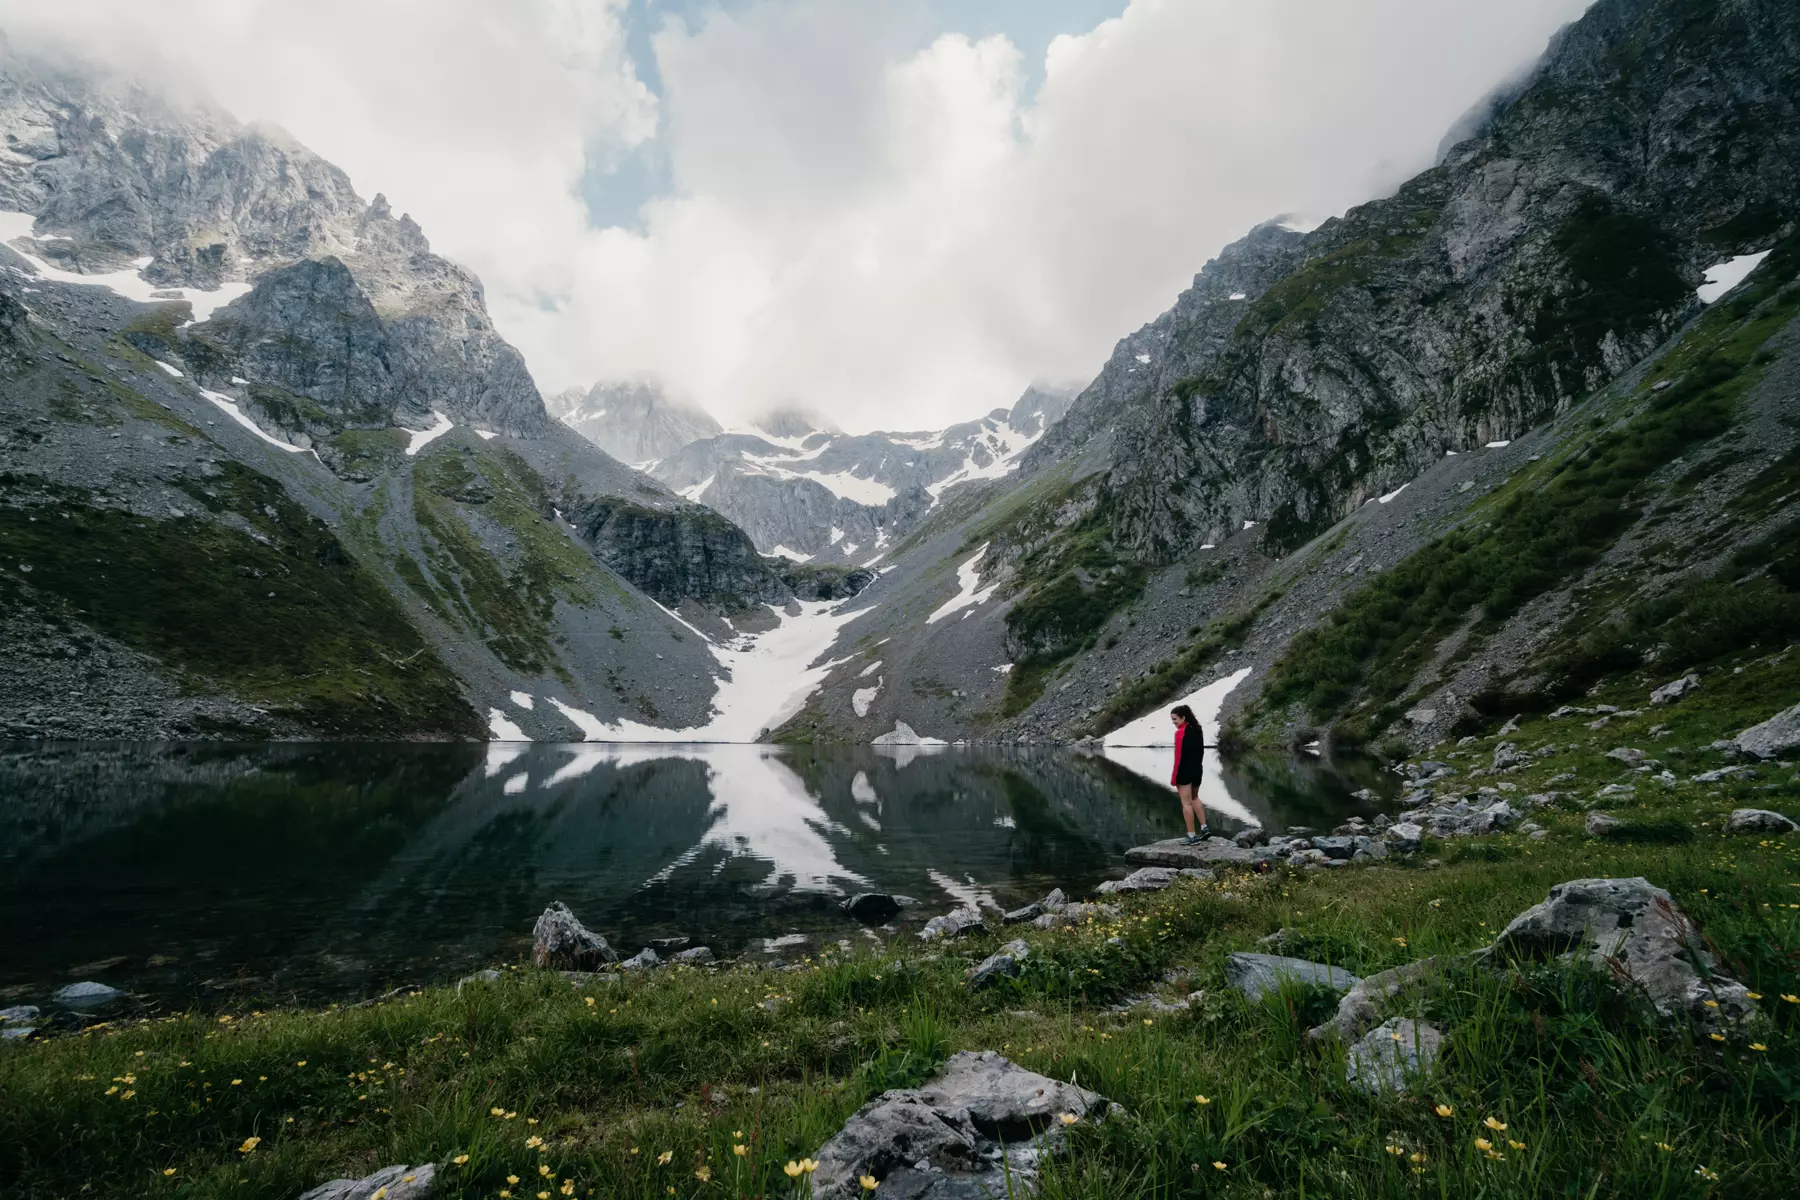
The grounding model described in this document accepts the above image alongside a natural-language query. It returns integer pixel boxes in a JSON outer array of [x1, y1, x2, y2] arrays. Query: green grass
[[4, 714, 1796, 1199], [0, 469, 479, 737]]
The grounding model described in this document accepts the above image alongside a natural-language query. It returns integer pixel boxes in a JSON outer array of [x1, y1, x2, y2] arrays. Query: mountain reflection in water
[[0, 742, 1393, 1007]]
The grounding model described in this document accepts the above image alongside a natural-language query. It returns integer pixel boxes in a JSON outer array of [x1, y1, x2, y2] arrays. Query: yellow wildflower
[[238, 1136, 261, 1154], [784, 1162, 804, 1178], [1212, 1161, 1228, 1171], [1782, 994, 1799, 1004], [1656, 1143, 1674, 1153], [231, 1079, 243, 1086], [657, 1150, 673, 1165], [1483, 1117, 1507, 1131], [694, 1166, 712, 1183], [507, 1175, 521, 1185], [297, 1060, 306, 1067], [1474, 1138, 1493, 1152], [1709, 1033, 1726, 1042], [1746, 992, 1762, 1000], [1058, 1113, 1079, 1126], [1195, 1095, 1211, 1105], [452, 1155, 469, 1166], [1434, 1104, 1453, 1118], [1384, 1145, 1404, 1156], [1750, 1043, 1768, 1052], [538, 1164, 553, 1177], [526, 1136, 544, 1149], [1508, 1140, 1526, 1151], [1703, 999, 1719, 1009], [492, 1107, 506, 1117], [733, 1144, 748, 1157], [1408, 1152, 1427, 1165], [561, 1181, 575, 1196], [861, 1176, 879, 1191], [163, 1168, 177, 1176]]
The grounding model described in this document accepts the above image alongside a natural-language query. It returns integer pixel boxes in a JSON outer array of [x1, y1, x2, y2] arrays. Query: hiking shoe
[[1183, 833, 1202, 846], [1196, 824, 1212, 841]]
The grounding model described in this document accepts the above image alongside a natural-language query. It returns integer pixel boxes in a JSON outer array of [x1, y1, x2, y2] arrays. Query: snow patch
[[200, 389, 314, 456], [0, 211, 252, 321], [403, 411, 454, 456], [1134, 353, 1151, 364], [487, 708, 530, 741], [1485, 440, 1511, 449], [1377, 482, 1409, 504], [509, 691, 535, 710], [1243, 520, 1256, 530], [992, 663, 1013, 674], [768, 544, 811, 563], [475, 430, 498, 441], [502, 772, 529, 795], [679, 474, 716, 501], [926, 543, 998, 624], [154, 360, 183, 378], [852, 680, 882, 717], [1228, 292, 1247, 301], [1697, 251, 1770, 304], [859, 660, 883, 678]]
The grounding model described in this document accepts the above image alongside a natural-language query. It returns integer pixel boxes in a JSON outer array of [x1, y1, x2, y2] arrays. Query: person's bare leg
[[1178, 784, 1198, 836], [1191, 785, 1209, 834]]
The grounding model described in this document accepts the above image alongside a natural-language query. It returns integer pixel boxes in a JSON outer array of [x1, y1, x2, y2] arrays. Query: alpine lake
[[0, 741, 1397, 1016]]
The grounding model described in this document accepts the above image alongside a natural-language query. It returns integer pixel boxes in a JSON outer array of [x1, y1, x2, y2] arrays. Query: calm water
[[0, 742, 1394, 1011]]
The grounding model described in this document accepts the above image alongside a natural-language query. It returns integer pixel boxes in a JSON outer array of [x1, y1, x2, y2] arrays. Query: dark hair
[[1170, 705, 1200, 727]]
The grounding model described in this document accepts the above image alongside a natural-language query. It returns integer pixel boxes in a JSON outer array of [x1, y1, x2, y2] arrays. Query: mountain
[[769, 0, 1800, 750], [545, 379, 722, 465], [0, 42, 817, 742], [552, 381, 1078, 564]]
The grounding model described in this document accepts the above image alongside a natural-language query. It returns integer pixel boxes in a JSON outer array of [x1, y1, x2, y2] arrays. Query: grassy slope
[[3, 685, 1796, 1199], [1240, 233, 1800, 748]]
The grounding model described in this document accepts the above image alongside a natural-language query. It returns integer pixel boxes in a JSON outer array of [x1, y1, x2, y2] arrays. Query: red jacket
[[1172, 722, 1204, 784]]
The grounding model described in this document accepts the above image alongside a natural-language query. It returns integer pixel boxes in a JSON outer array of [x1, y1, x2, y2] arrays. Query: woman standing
[[1169, 705, 1210, 844]]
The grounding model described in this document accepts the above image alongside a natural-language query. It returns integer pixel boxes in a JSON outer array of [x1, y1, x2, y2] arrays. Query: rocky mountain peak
[[548, 378, 723, 464]]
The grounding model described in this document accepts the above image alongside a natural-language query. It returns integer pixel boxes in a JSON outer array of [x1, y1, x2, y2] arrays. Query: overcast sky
[[3, 0, 1592, 431]]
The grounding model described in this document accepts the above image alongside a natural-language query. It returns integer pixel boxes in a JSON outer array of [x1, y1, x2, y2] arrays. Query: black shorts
[[1173, 766, 1203, 786]]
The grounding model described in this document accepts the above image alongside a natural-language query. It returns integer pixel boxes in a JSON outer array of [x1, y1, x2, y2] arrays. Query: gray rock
[[1650, 674, 1699, 705], [0, 1005, 39, 1023], [1346, 1017, 1445, 1095], [1310, 957, 1447, 1042], [1605, 747, 1646, 766], [531, 901, 618, 970], [1492, 742, 1529, 770], [1586, 811, 1624, 837], [810, 1051, 1109, 1200], [646, 936, 690, 953], [53, 981, 123, 1007], [844, 893, 904, 923], [1693, 766, 1746, 783], [967, 940, 1031, 988], [1124, 837, 1258, 867], [1382, 822, 1424, 852], [619, 947, 660, 970], [919, 908, 987, 941], [1225, 953, 1362, 1003], [1725, 808, 1797, 834], [1095, 866, 1210, 894], [1233, 825, 1271, 847], [455, 969, 504, 991], [1481, 877, 1763, 1035], [0, 1026, 36, 1041], [299, 1164, 436, 1200], [1593, 783, 1636, 800], [673, 946, 717, 965], [1003, 888, 1065, 925], [762, 933, 812, 954], [1311, 835, 1356, 860], [1734, 702, 1800, 760]]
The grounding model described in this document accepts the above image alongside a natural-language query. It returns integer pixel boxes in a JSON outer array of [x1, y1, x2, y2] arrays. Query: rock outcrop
[[299, 1164, 435, 1200], [531, 902, 618, 970], [1734, 702, 1800, 760]]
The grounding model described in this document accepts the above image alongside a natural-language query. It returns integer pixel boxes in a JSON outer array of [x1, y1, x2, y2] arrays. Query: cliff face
[[1024, 0, 1800, 565]]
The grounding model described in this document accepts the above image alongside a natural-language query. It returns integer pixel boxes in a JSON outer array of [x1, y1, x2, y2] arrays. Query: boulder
[[1124, 837, 1259, 868], [1311, 836, 1356, 861], [1004, 888, 1065, 925], [1480, 877, 1763, 1035], [673, 946, 717, 965], [1605, 747, 1646, 766], [531, 902, 618, 970], [1225, 953, 1361, 1003], [53, 981, 123, 1007], [1491, 742, 1529, 770], [919, 908, 986, 941], [1233, 826, 1271, 847], [1382, 822, 1423, 852], [1346, 1018, 1445, 1095], [1734, 702, 1800, 760], [1650, 674, 1699, 705], [843, 893, 903, 924], [299, 1164, 436, 1200], [1095, 866, 1213, 894], [619, 947, 660, 970], [809, 1051, 1109, 1199], [1725, 808, 1798, 834], [1310, 958, 1447, 1042], [1585, 812, 1624, 837], [1693, 766, 1746, 783], [967, 940, 1031, 989]]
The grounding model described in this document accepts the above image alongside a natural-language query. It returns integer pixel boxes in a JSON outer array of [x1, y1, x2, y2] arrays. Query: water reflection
[[0, 742, 1393, 1008]]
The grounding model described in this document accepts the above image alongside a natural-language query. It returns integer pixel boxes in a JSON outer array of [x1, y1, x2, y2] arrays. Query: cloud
[[0, 0, 1593, 431]]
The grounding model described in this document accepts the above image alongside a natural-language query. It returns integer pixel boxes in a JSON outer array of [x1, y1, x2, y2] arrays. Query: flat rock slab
[[811, 1051, 1109, 1199], [1226, 953, 1362, 1003], [1726, 808, 1797, 834], [1347, 1018, 1445, 1095], [300, 1164, 435, 1200], [1095, 866, 1215, 894], [1125, 838, 1259, 868]]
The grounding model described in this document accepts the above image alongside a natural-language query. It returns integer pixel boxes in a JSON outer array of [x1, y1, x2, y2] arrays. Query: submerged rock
[[531, 901, 618, 970], [843, 893, 904, 923], [299, 1163, 436, 1200], [1346, 1017, 1445, 1095], [1225, 953, 1361, 1003], [809, 1051, 1110, 1199]]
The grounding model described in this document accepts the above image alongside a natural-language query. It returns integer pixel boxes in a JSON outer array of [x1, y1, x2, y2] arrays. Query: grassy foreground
[[3, 714, 1798, 1199]]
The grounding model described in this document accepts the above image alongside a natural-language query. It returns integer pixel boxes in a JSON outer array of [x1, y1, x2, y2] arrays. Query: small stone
[[1382, 822, 1423, 852], [1650, 674, 1699, 705], [1225, 953, 1361, 1003], [1605, 747, 1646, 766], [619, 947, 660, 970], [299, 1164, 436, 1200], [1586, 812, 1624, 837], [673, 947, 717, 965], [967, 940, 1031, 988], [919, 908, 986, 941], [531, 901, 618, 970], [1346, 1017, 1445, 1095]]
